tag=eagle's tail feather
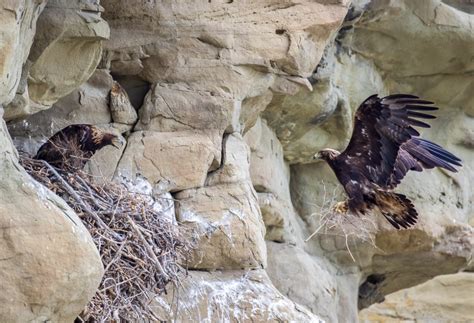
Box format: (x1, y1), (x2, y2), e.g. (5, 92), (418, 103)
(375, 191), (418, 229)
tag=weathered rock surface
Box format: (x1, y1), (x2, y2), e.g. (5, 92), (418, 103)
(0, 116), (103, 322)
(136, 82), (240, 134)
(11, 69), (113, 136)
(206, 133), (251, 186)
(116, 130), (221, 193)
(151, 269), (323, 323)
(4, 0), (109, 120)
(109, 81), (138, 125)
(0, 1), (107, 321)
(27, 0), (109, 108)
(101, 0), (349, 85)
(176, 182), (266, 270)
(359, 272), (474, 322)
(0, 1), (46, 109)
(245, 118), (308, 244)
(266, 242), (346, 323)
(2, 0), (473, 321)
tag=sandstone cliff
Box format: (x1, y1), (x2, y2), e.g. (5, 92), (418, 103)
(0, 0), (472, 322)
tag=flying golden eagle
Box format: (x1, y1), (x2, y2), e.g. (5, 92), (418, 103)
(314, 94), (462, 229)
(35, 124), (121, 171)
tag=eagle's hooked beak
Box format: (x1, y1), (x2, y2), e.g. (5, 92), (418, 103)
(313, 152), (322, 160)
(111, 136), (125, 149)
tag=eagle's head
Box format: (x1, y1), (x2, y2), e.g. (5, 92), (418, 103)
(88, 126), (123, 150)
(314, 148), (340, 162)
(102, 132), (122, 149)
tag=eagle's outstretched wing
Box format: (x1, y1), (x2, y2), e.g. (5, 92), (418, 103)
(389, 137), (461, 188)
(340, 94), (461, 189)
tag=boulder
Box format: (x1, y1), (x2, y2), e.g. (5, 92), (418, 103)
(0, 118), (103, 322)
(175, 182), (266, 270)
(0, 1), (46, 107)
(116, 130), (221, 193)
(109, 81), (138, 125)
(135, 82), (240, 134)
(26, 0), (110, 109)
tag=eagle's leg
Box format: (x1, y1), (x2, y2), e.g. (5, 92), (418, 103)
(332, 201), (349, 214)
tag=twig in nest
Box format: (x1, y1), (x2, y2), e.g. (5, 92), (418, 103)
(40, 160), (119, 237)
(20, 155), (191, 322)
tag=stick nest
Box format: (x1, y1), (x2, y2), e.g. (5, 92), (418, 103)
(20, 155), (190, 322)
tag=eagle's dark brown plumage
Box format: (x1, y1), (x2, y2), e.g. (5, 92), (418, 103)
(315, 94), (462, 229)
(35, 124), (120, 171)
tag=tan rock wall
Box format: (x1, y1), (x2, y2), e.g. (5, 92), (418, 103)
(0, 0), (46, 107)
(359, 272), (474, 322)
(0, 147), (104, 322)
(1, 0), (473, 322)
(0, 1), (107, 321)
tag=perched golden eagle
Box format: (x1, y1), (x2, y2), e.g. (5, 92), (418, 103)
(315, 94), (462, 229)
(35, 124), (121, 171)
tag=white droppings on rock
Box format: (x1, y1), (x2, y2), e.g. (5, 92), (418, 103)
(152, 270), (323, 323)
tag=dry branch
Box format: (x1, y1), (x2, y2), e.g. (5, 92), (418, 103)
(302, 182), (380, 261)
(20, 154), (190, 322)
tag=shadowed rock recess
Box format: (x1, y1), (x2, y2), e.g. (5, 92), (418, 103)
(1, 0), (473, 321)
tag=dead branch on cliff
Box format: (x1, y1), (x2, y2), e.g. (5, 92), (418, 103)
(299, 182), (379, 261)
(20, 154), (191, 322)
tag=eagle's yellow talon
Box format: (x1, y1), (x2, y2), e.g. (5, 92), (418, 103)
(332, 201), (348, 214)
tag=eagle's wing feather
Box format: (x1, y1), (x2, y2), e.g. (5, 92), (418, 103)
(35, 125), (88, 166)
(339, 94), (460, 189)
(389, 138), (462, 187)
(34, 124), (115, 171)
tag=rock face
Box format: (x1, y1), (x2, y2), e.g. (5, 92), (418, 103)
(176, 182), (267, 270)
(1, 0), (473, 322)
(116, 130), (221, 193)
(151, 270), (322, 322)
(359, 272), (474, 322)
(26, 0), (109, 109)
(4, 0), (109, 120)
(0, 1), (105, 322)
(0, 136), (104, 322)
(0, 1), (46, 108)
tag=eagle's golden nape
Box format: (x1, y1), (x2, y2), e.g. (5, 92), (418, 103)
(34, 124), (120, 172)
(318, 93), (462, 230)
